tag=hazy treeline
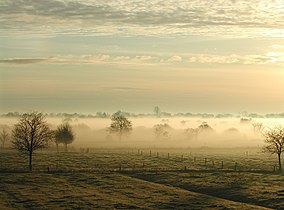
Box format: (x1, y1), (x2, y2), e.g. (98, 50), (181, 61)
(1, 111), (283, 172)
(0, 115), (269, 149)
(2, 111), (284, 119)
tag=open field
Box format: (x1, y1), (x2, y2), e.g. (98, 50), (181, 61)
(0, 148), (283, 209)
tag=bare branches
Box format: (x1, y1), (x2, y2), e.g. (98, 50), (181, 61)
(108, 111), (132, 140)
(263, 127), (284, 155)
(262, 126), (284, 172)
(12, 112), (53, 153)
(154, 123), (172, 140)
(55, 123), (74, 152)
(11, 111), (53, 171)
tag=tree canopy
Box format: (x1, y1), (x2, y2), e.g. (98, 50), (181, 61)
(55, 123), (74, 152)
(109, 111), (132, 140)
(153, 123), (172, 140)
(263, 127), (284, 172)
(11, 112), (53, 171)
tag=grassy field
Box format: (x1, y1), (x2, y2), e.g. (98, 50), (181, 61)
(0, 148), (283, 209)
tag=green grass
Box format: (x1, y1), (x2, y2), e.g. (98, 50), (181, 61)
(0, 148), (283, 209)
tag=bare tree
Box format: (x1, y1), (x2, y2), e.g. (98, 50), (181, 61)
(153, 123), (172, 140)
(252, 122), (264, 134)
(263, 127), (284, 172)
(198, 122), (214, 133)
(55, 123), (74, 152)
(109, 111), (132, 141)
(184, 128), (199, 140)
(11, 112), (53, 171)
(0, 129), (9, 149)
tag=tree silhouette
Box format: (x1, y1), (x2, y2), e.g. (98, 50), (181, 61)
(263, 127), (284, 172)
(198, 122), (214, 133)
(55, 123), (74, 152)
(252, 122), (264, 134)
(184, 128), (199, 140)
(0, 129), (9, 149)
(11, 112), (53, 171)
(153, 123), (172, 140)
(109, 111), (132, 141)
(154, 106), (161, 117)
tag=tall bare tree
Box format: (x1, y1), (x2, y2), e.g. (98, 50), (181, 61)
(55, 123), (74, 152)
(263, 127), (284, 172)
(0, 129), (9, 148)
(109, 111), (132, 141)
(153, 123), (172, 140)
(11, 112), (53, 171)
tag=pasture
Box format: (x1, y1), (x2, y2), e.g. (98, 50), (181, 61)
(0, 148), (283, 209)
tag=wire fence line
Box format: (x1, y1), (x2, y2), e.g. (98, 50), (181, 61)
(0, 148), (281, 174)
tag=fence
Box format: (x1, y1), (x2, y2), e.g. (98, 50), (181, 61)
(0, 149), (281, 173)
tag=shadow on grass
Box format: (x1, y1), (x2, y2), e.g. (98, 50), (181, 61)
(123, 170), (282, 209)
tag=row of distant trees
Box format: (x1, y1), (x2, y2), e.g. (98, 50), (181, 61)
(1, 111), (283, 172)
(2, 107), (284, 119)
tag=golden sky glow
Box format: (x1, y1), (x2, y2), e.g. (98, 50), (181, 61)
(0, 0), (284, 113)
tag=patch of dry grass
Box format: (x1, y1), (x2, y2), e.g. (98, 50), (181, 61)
(0, 148), (282, 209)
(0, 172), (271, 210)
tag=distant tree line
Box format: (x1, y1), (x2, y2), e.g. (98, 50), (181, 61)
(2, 110), (284, 119)
(2, 110), (284, 173)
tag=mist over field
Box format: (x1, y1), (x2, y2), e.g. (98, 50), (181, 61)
(2, 115), (284, 149)
(1, 0), (284, 209)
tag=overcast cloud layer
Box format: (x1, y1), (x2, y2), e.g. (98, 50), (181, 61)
(0, 0), (283, 37)
(0, 0), (284, 113)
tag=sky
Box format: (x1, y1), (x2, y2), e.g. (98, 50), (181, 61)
(0, 0), (284, 114)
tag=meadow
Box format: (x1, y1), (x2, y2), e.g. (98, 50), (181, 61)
(0, 148), (283, 209)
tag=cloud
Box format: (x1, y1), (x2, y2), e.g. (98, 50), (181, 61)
(0, 58), (46, 64)
(0, 0), (283, 38)
(1, 53), (283, 66)
(167, 56), (182, 63)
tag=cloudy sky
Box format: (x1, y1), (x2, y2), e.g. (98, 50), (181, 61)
(0, 0), (284, 114)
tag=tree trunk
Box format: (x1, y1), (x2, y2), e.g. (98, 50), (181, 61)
(65, 143), (67, 152)
(56, 143), (59, 153)
(29, 151), (33, 172)
(278, 153), (282, 172)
